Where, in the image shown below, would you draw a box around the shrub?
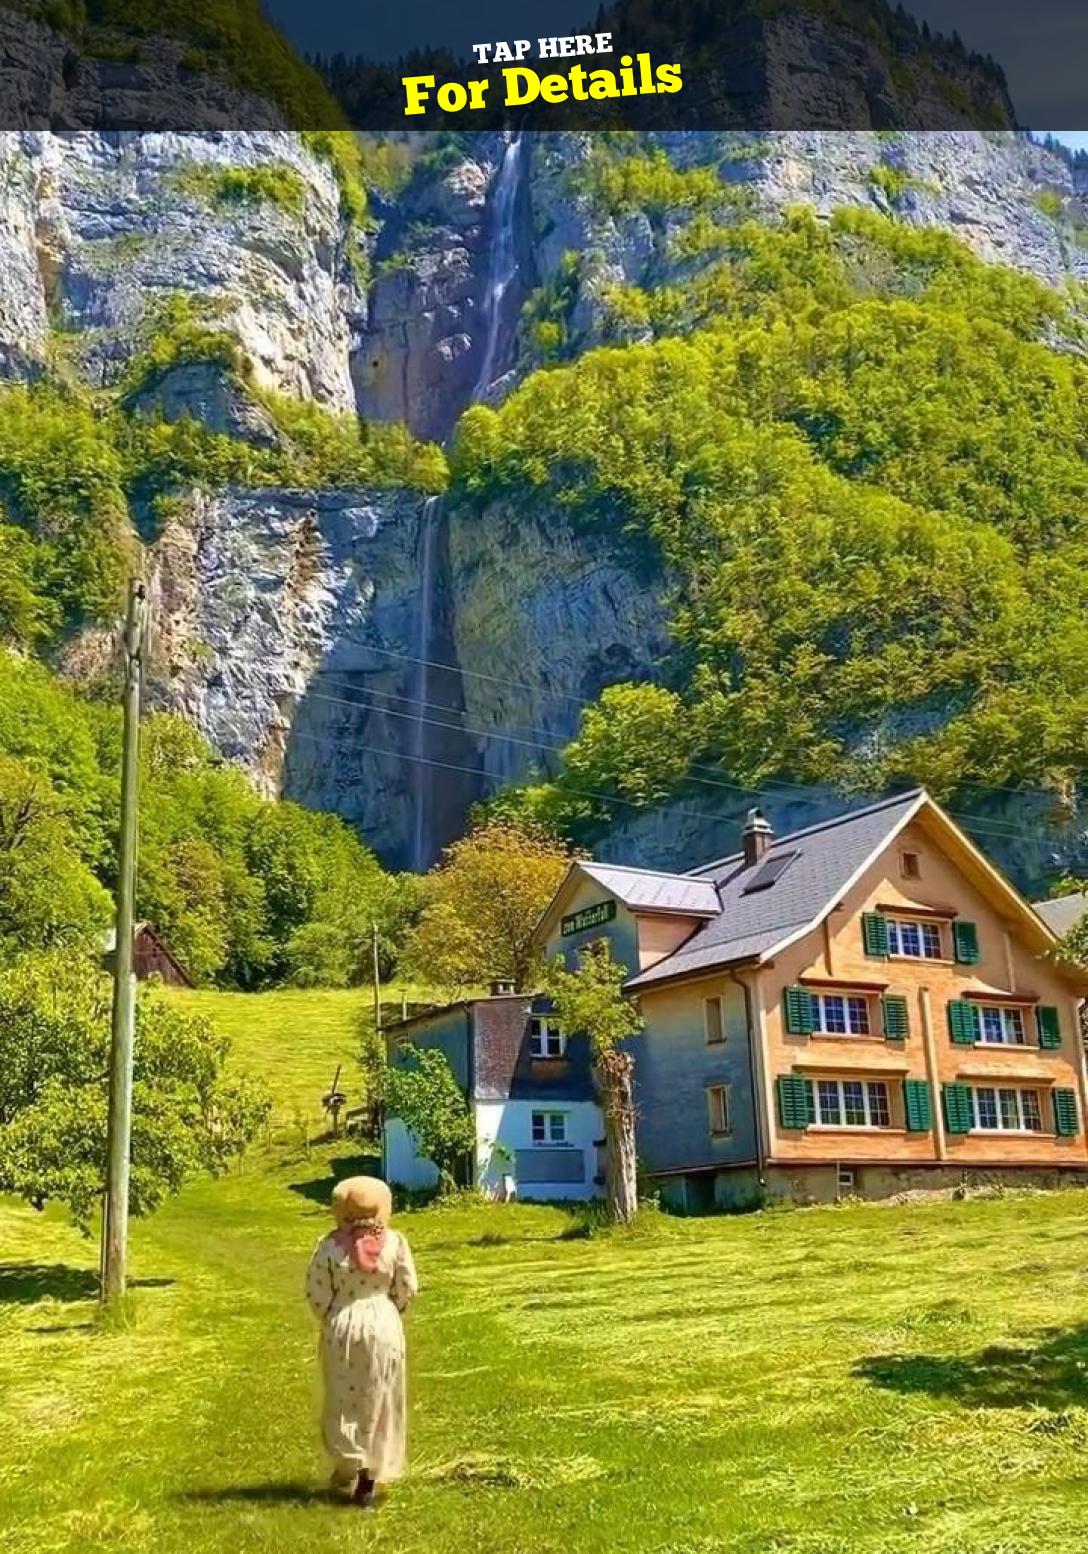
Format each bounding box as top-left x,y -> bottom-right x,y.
0,952 -> 270,1227
172,161 -> 308,218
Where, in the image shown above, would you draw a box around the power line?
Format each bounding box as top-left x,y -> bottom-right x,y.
283,692 -> 1034,847
282,726 -> 740,829
299,681 -> 1035,842
308,649 -> 1075,811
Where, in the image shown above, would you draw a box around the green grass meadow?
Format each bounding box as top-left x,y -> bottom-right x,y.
4,992 -> 1088,1553
166,982 -> 442,1126
169,986 -> 370,1125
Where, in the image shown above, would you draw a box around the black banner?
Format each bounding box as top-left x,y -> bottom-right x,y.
1,0 -> 1085,131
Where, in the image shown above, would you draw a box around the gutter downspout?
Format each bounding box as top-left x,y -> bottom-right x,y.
730,967 -> 765,1183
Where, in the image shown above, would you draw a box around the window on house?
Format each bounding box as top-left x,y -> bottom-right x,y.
968,1085 -> 1043,1133
977,1005 -> 1026,1047
529,1017 -> 565,1058
813,993 -> 871,1037
704,996 -> 724,1045
813,1078 -> 892,1128
900,851 -> 922,880
887,917 -> 943,960
531,1110 -> 568,1144
706,1084 -> 731,1135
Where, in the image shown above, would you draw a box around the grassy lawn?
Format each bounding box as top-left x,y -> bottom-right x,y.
4,1147 -> 1088,1554
168,987 -> 368,1126
166,983 -> 441,1125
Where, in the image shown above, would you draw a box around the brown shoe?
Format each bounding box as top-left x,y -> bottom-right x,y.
352,1473 -> 376,1509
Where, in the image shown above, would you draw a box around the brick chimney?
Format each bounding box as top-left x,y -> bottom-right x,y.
742,807 -> 774,867
489,978 -> 516,996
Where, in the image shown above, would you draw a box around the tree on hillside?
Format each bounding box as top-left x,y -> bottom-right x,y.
382,1043 -> 476,1192
561,683 -> 697,809
547,942 -> 643,1225
0,951 -> 270,1228
0,754 -> 111,960
401,819 -> 571,993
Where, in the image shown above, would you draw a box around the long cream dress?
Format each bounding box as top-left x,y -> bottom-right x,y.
305,1226 -> 418,1481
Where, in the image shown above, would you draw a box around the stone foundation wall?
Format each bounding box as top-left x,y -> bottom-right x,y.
653,1162 -> 1088,1214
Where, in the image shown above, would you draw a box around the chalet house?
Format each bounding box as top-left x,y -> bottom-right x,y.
382,984 -> 603,1200
101,922 -> 193,987
533,790 -> 1088,1210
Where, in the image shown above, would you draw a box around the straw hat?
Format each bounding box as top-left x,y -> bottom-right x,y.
331,1175 -> 392,1227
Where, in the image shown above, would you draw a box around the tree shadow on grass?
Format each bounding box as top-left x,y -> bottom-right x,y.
180,1482 -> 333,1507
0,1264 -> 173,1306
855,1324 -> 1088,1410
288,1154 -> 381,1207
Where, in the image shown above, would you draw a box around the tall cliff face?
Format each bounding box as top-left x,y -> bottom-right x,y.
0,130 -> 360,406
3,127 -> 1087,886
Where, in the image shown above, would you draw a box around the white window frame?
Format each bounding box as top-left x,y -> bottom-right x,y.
968,1085 -> 1044,1134
531,1109 -> 569,1145
704,995 -> 725,1045
976,1005 -> 1027,1047
706,1084 -> 731,1135
887,917 -> 944,960
812,1078 -> 892,1129
529,1017 -> 566,1059
812,992 -> 872,1037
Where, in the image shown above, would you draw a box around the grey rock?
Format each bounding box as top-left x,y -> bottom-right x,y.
126,360 -> 282,447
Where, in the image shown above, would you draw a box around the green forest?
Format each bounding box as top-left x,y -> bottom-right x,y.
455,188 -> 1088,839
5,140 -> 1088,992
0,273 -> 449,991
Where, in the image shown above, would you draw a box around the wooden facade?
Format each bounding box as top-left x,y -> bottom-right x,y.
102,922 -> 193,987
535,792 -> 1088,1206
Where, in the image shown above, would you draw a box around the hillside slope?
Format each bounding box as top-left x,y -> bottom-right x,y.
2,128 -> 1088,886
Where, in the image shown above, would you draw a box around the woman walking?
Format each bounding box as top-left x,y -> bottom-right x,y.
306,1176 -> 418,1507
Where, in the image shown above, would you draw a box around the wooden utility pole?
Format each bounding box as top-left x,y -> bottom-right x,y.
372,921 -> 382,1035
101,579 -> 146,1308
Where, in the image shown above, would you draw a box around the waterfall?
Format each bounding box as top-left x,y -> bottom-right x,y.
410,133 -> 526,870
411,493 -> 441,872
471,131 -> 524,401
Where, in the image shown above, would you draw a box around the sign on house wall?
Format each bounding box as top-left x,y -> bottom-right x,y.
561,899 -> 616,937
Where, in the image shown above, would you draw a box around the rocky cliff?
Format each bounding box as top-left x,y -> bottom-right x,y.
3,126 -> 1088,885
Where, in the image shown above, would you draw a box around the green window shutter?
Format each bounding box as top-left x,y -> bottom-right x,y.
776,1075 -> 814,1129
943,1082 -> 973,1135
783,985 -> 815,1036
882,995 -> 910,1042
1036,1006 -> 1062,1049
904,1079 -> 932,1132
862,912 -> 889,957
952,920 -> 980,964
947,999 -> 980,1045
1054,1088 -> 1079,1137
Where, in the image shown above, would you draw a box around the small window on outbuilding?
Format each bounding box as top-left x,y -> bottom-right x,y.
900,850 -> 921,880
704,996 -> 724,1045
529,1017 -> 565,1058
532,1110 -> 568,1145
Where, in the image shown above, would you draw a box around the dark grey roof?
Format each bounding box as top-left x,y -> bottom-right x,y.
579,862 -> 719,917
1034,892 -> 1088,938
626,789 -> 926,990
